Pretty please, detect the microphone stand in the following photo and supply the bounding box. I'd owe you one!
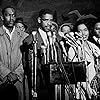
[31,35,37,100]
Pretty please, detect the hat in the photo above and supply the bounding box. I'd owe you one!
[15,17,27,30]
[58,23,73,37]
[76,14,97,30]
[77,14,97,21]
[61,10,82,25]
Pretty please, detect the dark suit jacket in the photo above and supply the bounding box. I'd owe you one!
[23,28,62,64]
[88,35,100,49]
[22,28,62,90]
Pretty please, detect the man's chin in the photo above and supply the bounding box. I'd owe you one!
[43,28,49,32]
[45,28,50,32]
[8,24,14,28]
[41,27,50,32]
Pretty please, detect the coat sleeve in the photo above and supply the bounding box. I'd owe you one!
[0,62,11,80]
[14,32,29,82]
[14,63,24,82]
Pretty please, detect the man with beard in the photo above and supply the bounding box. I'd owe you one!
[0,6,29,100]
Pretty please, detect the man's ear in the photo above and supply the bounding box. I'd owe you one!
[38,17,41,23]
[0,16,4,21]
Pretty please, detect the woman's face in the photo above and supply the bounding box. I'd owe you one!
[77,24,89,41]
[16,22,25,32]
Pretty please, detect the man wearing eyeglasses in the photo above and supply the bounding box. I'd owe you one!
[23,8,62,100]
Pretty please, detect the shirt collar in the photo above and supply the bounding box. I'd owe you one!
[38,28,48,46]
[93,36,98,42]
[3,25,15,40]
[38,28,45,34]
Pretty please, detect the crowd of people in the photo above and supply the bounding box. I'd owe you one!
[0,5,100,100]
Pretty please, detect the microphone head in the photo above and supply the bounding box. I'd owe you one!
[32,31,37,42]
[32,31,37,36]
[60,41,64,45]
[74,32,82,38]
[69,32,74,37]
[50,21,58,32]
[58,31,65,38]
[41,45,47,50]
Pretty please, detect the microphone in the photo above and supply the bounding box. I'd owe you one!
[50,21,58,33]
[74,32,83,39]
[64,33,79,48]
[41,45,47,53]
[65,32,74,38]
[60,41,67,56]
[41,45,47,64]
[32,31,37,43]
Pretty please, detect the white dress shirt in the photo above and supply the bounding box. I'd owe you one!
[38,28,49,46]
[3,25,15,40]
[93,36,100,44]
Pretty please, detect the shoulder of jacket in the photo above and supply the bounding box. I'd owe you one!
[0,27,5,36]
[16,28,28,37]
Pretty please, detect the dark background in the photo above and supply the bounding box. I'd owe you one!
[0,0,100,33]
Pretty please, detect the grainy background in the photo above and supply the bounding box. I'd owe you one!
[0,0,100,33]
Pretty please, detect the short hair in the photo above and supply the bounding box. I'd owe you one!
[2,6,15,16]
[38,8,54,18]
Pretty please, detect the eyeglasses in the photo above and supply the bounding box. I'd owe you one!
[41,18,53,22]
[95,28,100,30]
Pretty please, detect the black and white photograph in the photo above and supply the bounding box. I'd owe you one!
[0,0,100,100]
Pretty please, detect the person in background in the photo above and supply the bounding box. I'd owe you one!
[90,20,100,98]
[58,23,74,37]
[89,19,100,49]
[15,17,27,32]
[68,18,100,100]
[58,23,74,62]
[0,6,29,100]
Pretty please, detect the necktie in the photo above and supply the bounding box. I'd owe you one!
[47,34,53,63]
[52,43,57,62]
[47,34,55,62]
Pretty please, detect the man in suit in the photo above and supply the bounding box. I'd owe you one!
[91,20,100,48]
[23,8,62,100]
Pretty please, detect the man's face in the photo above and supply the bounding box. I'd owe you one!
[94,22,100,38]
[77,24,89,41]
[40,14,53,32]
[3,8,16,28]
